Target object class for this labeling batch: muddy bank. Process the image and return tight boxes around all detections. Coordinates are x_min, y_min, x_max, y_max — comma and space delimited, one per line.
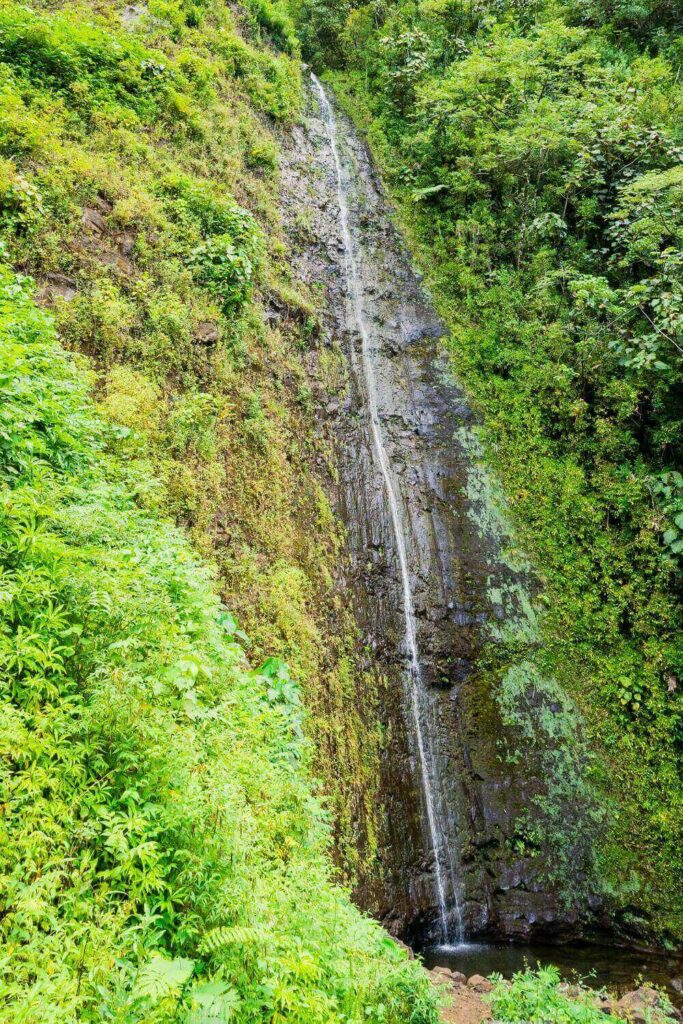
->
279, 79, 600, 945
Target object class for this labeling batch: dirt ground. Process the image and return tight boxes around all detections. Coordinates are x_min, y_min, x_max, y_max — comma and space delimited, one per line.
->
439, 985, 491, 1024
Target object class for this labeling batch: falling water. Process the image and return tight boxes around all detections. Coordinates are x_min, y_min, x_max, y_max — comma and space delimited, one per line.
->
312, 73, 464, 944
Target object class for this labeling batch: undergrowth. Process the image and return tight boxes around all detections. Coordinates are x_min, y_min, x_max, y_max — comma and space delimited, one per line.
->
489, 966, 674, 1024
0, 261, 437, 1020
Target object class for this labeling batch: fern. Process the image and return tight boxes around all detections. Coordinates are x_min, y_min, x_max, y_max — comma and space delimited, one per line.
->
201, 925, 272, 955
186, 981, 241, 1023
133, 956, 195, 1003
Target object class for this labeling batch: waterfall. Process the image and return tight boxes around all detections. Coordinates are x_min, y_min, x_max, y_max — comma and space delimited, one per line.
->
311, 73, 465, 945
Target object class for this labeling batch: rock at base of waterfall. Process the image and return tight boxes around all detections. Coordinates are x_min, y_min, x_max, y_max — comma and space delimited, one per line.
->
466, 975, 494, 993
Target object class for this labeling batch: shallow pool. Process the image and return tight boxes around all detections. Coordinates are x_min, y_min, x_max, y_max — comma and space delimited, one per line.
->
421, 941, 683, 1008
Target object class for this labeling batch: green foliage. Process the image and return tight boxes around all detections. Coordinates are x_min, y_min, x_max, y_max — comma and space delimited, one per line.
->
190, 224, 261, 312
0, 262, 438, 1020
651, 471, 683, 563
0, 4, 183, 122
489, 966, 617, 1024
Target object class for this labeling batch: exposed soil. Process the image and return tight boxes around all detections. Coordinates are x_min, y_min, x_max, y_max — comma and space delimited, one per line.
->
439, 988, 491, 1024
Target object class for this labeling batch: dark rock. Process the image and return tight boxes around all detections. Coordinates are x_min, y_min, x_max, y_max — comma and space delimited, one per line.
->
43, 272, 77, 301
452, 971, 467, 985
82, 207, 107, 234
119, 232, 136, 257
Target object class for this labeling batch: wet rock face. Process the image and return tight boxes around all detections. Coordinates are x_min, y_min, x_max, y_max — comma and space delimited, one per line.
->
279, 83, 580, 945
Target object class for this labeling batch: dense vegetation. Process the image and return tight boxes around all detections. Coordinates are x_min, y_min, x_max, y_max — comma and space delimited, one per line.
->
489, 967, 676, 1024
0, 263, 437, 1021
2, 0, 682, 1012
292, 0, 683, 941
0, 0, 437, 1019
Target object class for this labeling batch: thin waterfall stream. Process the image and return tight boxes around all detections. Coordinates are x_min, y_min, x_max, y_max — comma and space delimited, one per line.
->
311, 73, 463, 945
277, 73, 683, 1004
282, 71, 585, 950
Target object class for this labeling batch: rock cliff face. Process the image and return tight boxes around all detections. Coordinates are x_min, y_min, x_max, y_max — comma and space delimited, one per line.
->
280, 81, 586, 945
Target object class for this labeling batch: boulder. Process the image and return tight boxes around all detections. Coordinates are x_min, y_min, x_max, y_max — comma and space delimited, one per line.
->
616, 987, 659, 1024
428, 968, 453, 987
38, 272, 77, 303
432, 966, 455, 981
467, 975, 494, 994
119, 232, 136, 257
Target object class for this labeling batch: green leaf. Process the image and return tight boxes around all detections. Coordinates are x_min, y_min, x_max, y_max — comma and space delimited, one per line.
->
133, 956, 195, 1002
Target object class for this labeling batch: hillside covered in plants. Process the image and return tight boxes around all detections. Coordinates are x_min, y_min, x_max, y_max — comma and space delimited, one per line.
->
0, 0, 437, 1019
2, 0, 683, 1018
294, 0, 683, 942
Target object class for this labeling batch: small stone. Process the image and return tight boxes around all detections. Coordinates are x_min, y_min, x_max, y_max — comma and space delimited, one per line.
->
672, 979, 683, 994
194, 321, 220, 346
451, 971, 467, 985
467, 975, 493, 993
82, 207, 107, 234
119, 232, 136, 257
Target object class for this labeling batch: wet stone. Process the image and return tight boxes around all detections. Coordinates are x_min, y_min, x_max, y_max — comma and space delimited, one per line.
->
278, 75, 586, 949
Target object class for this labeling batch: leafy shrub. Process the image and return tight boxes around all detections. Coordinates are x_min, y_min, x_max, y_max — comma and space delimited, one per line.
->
190, 228, 260, 312
489, 966, 616, 1024
0, 263, 438, 1021
0, 6, 177, 120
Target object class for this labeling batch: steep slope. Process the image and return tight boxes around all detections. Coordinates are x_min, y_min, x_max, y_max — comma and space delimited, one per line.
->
291, 0, 683, 944
0, 0, 438, 1019
280, 76, 602, 945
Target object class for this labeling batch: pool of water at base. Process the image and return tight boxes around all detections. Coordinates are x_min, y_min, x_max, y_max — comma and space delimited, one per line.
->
421, 942, 683, 1008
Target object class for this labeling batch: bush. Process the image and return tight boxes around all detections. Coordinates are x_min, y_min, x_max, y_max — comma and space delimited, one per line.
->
489, 967, 615, 1024
0, 262, 439, 1021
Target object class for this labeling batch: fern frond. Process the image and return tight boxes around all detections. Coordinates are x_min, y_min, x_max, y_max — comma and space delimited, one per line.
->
133, 956, 195, 1002
201, 925, 271, 955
